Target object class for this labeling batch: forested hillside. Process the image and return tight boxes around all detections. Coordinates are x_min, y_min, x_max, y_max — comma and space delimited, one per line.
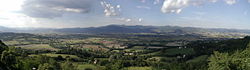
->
0, 25, 249, 38
0, 34, 249, 70
208, 37, 250, 70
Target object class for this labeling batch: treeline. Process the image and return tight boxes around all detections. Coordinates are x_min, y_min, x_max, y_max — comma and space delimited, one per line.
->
187, 36, 250, 56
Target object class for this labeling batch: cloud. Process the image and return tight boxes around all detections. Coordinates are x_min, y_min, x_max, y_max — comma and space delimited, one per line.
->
126, 19, 132, 22
161, 0, 239, 14
161, 0, 189, 14
100, 1, 121, 16
138, 18, 143, 22
22, 0, 95, 18
224, 0, 236, 5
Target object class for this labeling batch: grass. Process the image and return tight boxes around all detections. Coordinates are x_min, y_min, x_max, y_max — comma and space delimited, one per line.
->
4, 41, 31, 46
122, 67, 152, 70
186, 55, 208, 63
16, 44, 59, 51
4, 41, 20, 45
77, 64, 105, 70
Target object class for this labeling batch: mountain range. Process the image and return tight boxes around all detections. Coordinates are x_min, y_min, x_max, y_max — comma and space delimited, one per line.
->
0, 25, 250, 37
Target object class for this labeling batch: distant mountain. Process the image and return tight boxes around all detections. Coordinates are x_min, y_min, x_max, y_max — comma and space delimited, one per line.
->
0, 26, 17, 32
54, 25, 157, 34
0, 26, 56, 33
0, 25, 250, 37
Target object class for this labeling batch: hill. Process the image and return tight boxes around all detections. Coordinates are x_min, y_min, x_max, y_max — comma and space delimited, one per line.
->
54, 25, 157, 34
0, 25, 249, 38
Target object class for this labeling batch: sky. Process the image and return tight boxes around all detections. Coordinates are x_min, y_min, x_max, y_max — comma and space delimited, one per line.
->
0, 0, 249, 29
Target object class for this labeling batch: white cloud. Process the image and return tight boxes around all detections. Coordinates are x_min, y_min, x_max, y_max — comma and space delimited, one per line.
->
126, 19, 132, 22
100, 1, 120, 16
52, 7, 84, 13
116, 17, 144, 23
0, 0, 24, 12
161, 0, 189, 14
0, 12, 35, 27
224, 0, 236, 5
161, 0, 239, 14
22, 0, 95, 18
138, 18, 143, 22
116, 5, 121, 8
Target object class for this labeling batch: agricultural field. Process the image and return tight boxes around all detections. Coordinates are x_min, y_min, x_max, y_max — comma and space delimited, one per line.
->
0, 32, 249, 70
16, 44, 59, 51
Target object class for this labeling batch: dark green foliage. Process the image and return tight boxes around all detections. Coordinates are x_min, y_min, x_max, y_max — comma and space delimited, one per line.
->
188, 37, 250, 56
0, 40, 8, 54
61, 61, 76, 70
208, 41, 250, 70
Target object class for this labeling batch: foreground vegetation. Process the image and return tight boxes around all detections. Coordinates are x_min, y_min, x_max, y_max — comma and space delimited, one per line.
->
0, 32, 249, 70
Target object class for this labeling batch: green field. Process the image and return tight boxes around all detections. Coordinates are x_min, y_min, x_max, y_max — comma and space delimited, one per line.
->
4, 41, 30, 46
16, 44, 59, 51
77, 64, 105, 70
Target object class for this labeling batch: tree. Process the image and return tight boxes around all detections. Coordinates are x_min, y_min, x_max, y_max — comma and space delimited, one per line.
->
208, 42, 250, 70
208, 51, 230, 70
0, 40, 8, 54
0, 47, 18, 70
38, 63, 56, 70
61, 61, 76, 70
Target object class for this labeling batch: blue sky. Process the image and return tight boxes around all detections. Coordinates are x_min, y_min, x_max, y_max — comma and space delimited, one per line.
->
0, 0, 249, 29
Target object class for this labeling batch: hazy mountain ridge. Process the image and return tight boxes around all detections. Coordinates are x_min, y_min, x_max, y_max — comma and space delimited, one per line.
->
0, 25, 249, 37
